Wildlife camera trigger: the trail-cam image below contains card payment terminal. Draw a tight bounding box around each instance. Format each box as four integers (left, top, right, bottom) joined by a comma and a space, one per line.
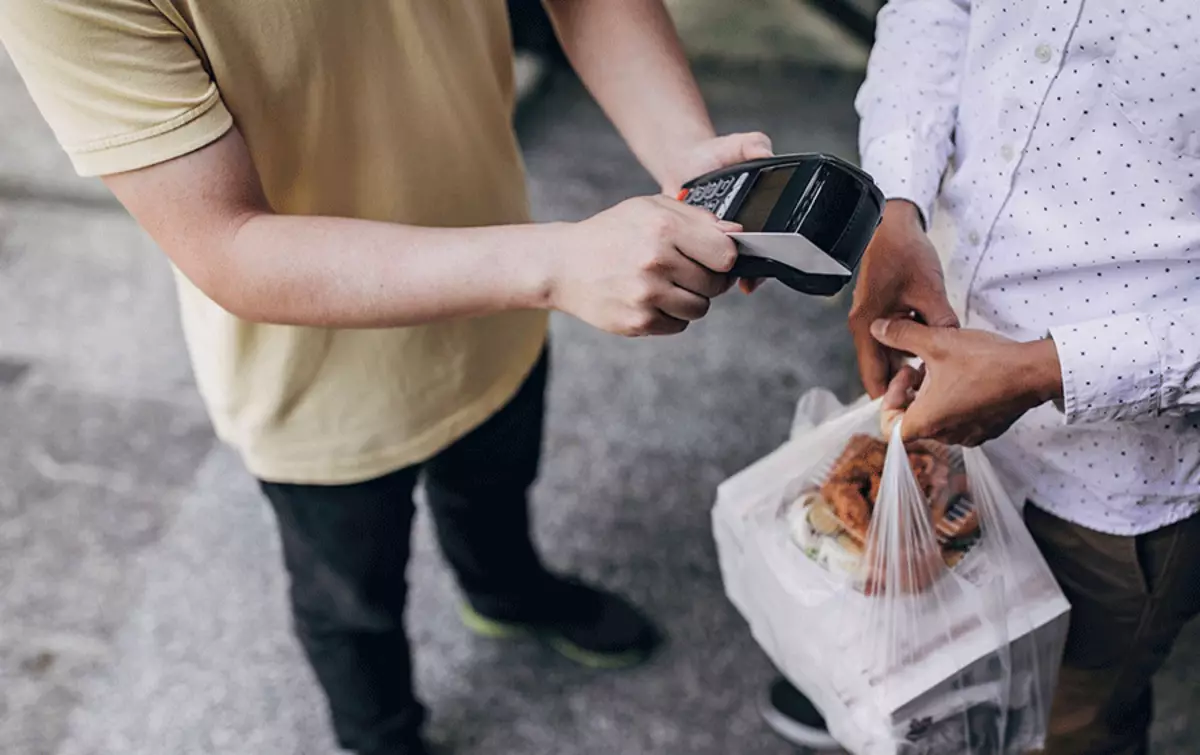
678, 154, 884, 295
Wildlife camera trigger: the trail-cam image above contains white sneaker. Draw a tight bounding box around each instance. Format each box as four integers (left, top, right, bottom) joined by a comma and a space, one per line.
759, 677, 845, 753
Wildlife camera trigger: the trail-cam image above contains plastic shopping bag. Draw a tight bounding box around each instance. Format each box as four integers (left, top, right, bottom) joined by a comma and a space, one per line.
713, 391, 1069, 754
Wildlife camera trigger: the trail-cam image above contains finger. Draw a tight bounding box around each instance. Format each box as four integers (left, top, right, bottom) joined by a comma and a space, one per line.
646, 312, 689, 336
910, 290, 961, 329
654, 286, 712, 322
934, 428, 971, 446
882, 365, 921, 412
669, 255, 733, 298
716, 131, 775, 163
897, 389, 948, 444
646, 197, 740, 273
853, 329, 893, 399
960, 433, 986, 448
879, 364, 920, 436
884, 347, 910, 386
961, 417, 1018, 447
899, 408, 933, 443
880, 406, 904, 437
870, 318, 938, 359
657, 193, 734, 226
667, 215, 741, 274
657, 191, 710, 216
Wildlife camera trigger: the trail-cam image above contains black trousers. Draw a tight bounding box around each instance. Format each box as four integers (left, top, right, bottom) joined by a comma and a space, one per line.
260, 352, 550, 755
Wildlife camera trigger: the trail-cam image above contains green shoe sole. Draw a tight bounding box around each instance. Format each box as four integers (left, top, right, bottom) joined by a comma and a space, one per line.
459, 604, 654, 670
459, 603, 534, 639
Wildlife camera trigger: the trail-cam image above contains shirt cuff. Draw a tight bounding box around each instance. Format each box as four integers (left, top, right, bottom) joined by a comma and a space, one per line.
859, 130, 946, 227
1049, 312, 1163, 424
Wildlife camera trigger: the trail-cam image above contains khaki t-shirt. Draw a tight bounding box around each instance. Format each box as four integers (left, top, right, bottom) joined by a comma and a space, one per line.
0, 0, 549, 483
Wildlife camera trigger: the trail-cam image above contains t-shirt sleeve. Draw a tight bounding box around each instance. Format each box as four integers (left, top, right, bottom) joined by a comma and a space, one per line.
0, 0, 233, 177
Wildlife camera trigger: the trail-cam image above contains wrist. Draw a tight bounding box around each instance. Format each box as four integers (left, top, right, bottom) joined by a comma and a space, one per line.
1018, 337, 1064, 406
524, 221, 573, 312
882, 199, 926, 232
655, 126, 719, 193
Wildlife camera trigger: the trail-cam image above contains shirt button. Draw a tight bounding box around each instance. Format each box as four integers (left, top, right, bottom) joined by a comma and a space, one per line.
968, 230, 981, 246
1000, 144, 1016, 161
1035, 43, 1054, 63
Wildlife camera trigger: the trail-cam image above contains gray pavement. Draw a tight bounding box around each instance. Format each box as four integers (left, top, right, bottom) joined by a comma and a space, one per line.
2, 8, 1199, 755
665, 0, 868, 69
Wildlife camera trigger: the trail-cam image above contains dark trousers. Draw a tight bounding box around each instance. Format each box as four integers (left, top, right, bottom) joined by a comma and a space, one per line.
260, 353, 550, 755
1026, 505, 1200, 755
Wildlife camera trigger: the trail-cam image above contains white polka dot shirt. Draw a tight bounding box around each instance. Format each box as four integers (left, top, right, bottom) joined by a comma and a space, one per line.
857, 0, 1200, 534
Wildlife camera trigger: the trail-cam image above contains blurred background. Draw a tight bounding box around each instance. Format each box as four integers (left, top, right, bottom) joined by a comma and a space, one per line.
1, 1, 1196, 753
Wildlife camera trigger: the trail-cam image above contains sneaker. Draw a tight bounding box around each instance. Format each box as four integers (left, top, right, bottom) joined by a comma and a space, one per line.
460, 575, 661, 669
759, 677, 844, 751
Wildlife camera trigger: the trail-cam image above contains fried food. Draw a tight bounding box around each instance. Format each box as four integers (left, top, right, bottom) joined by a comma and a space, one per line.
819, 434, 970, 545
788, 434, 982, 594
819, 435, 885, 542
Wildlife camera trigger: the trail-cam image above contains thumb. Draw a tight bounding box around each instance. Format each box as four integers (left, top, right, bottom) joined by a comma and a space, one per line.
899, 399, 936, 443
870, 318, 937, 358
911, 291, 960, 329
716, 131, 774, 164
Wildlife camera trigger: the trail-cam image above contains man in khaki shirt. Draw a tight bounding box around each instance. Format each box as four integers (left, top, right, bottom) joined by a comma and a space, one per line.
0, 1, 773, 752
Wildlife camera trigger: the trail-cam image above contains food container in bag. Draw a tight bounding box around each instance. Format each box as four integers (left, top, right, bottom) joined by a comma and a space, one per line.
713, 392, 1070, 754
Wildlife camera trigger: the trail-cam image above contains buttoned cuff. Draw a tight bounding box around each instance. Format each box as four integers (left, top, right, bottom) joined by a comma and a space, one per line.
1049, 313, 1163, 424
859, 130, 946, 228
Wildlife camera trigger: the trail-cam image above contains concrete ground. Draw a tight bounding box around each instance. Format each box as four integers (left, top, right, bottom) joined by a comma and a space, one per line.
1, 3, 1198, 755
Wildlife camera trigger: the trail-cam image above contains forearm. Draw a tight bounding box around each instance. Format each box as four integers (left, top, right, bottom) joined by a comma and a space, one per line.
104, 126, 739, 336
103, 129, 555, 329
209, 213, 557, 328
545, 0, 714, 190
